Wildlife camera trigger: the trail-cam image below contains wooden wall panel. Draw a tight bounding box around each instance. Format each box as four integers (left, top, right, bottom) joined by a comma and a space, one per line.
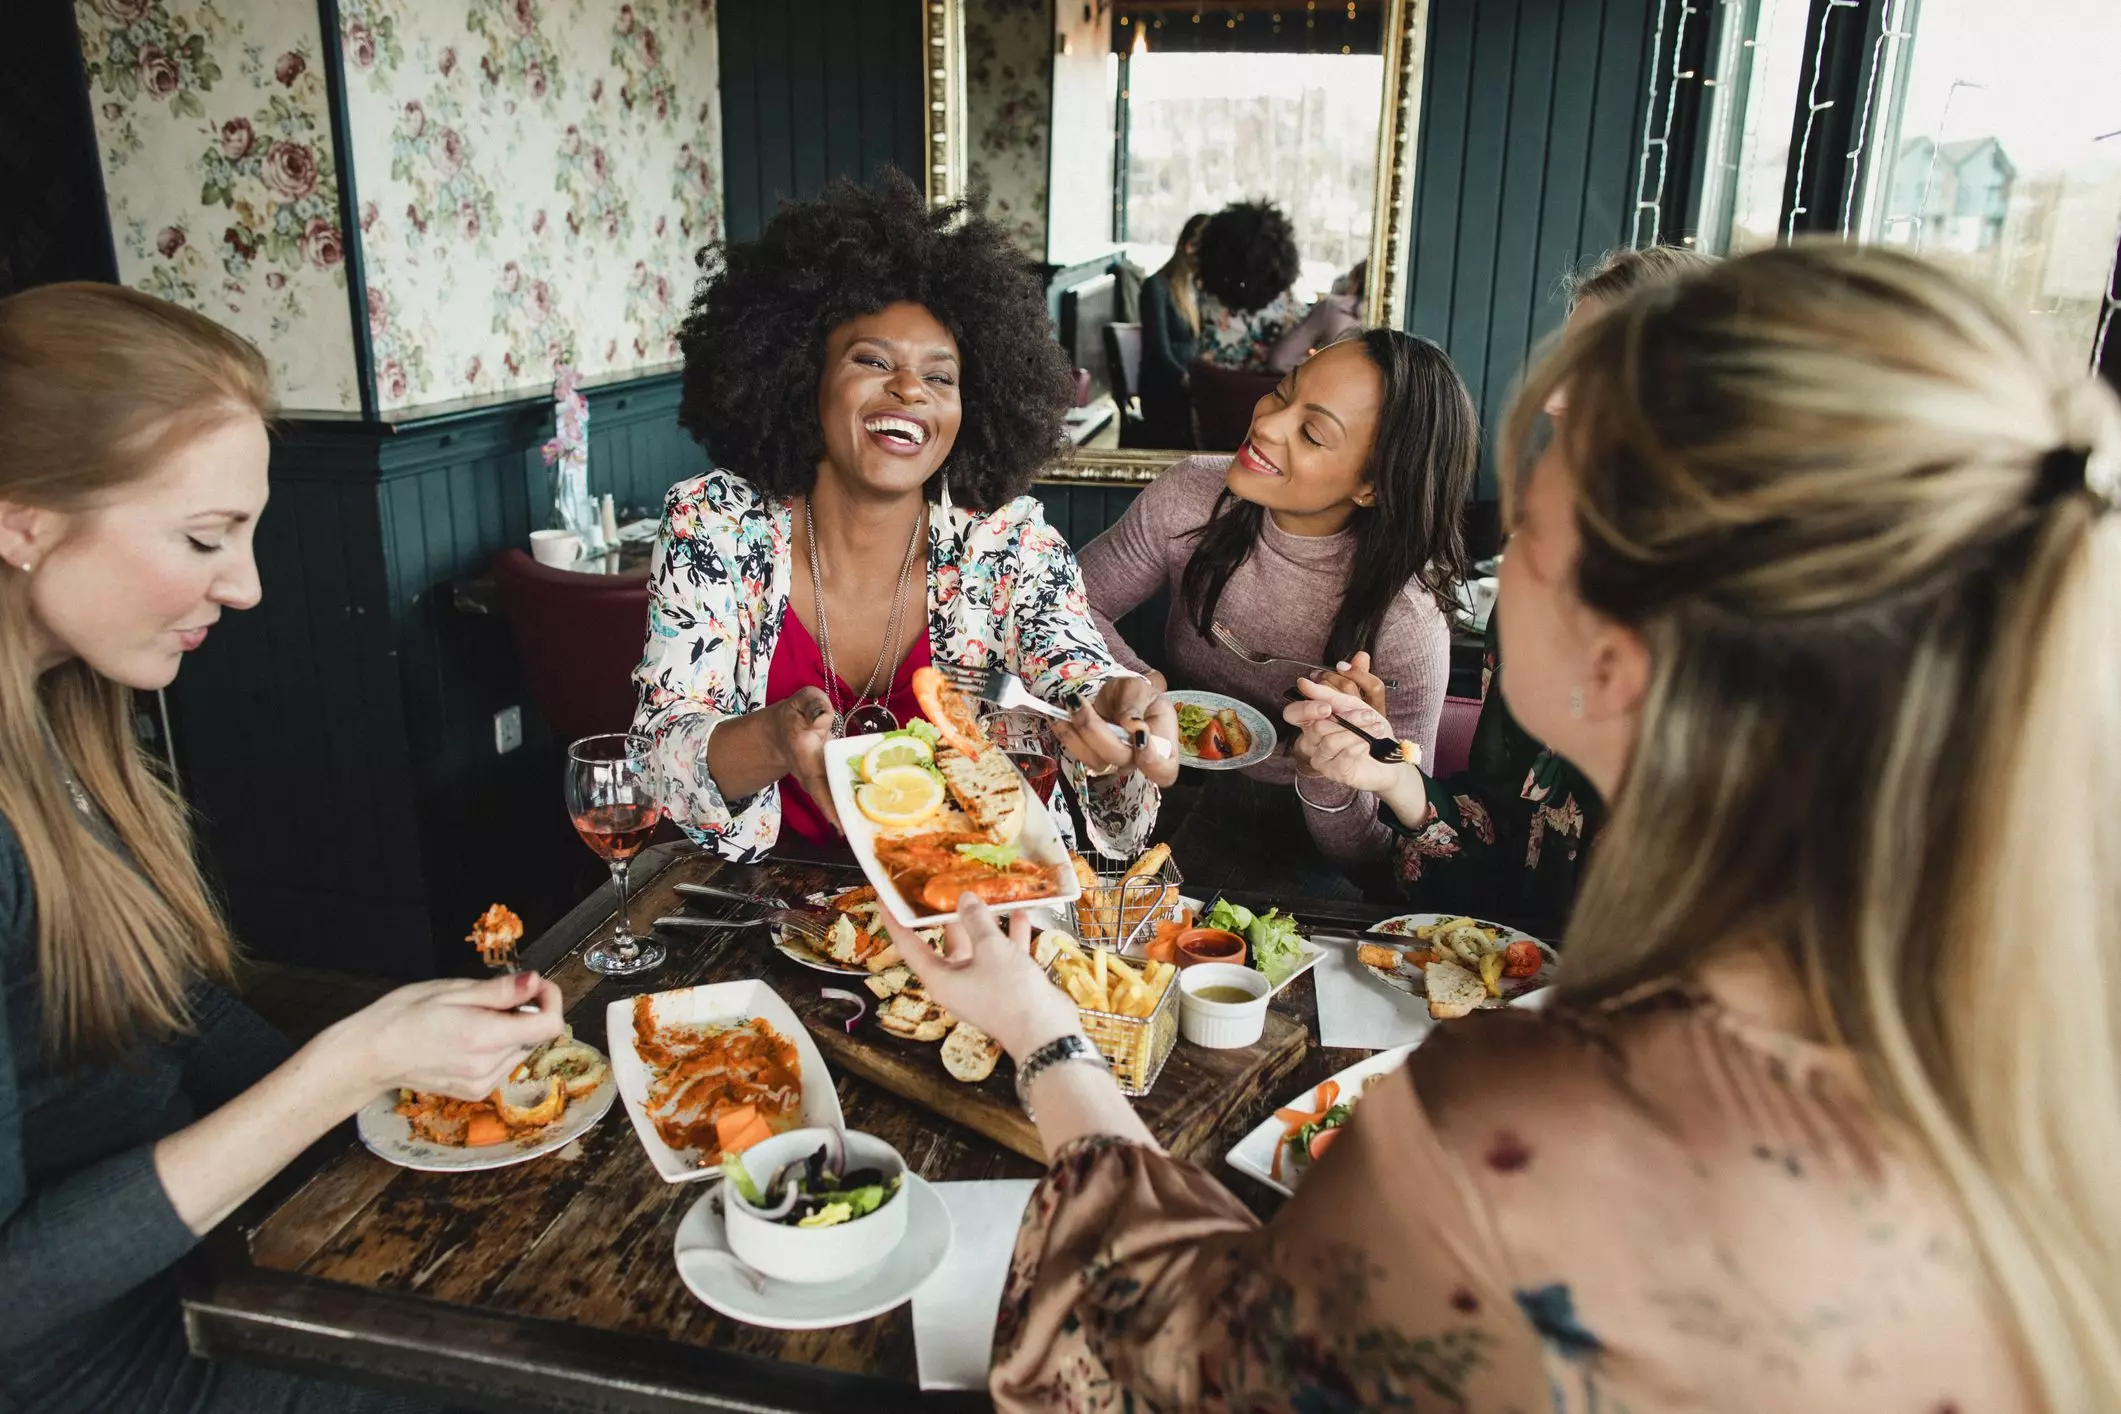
717, 0, 924, 241
1404, 0, 1659, 500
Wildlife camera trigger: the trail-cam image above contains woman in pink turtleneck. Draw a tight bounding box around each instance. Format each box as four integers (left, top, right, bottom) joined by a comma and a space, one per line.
1080, 330, 1477, 866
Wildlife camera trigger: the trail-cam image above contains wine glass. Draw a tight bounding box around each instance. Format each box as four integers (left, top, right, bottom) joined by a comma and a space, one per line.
982, 708, 1061, 806
565, 733, 666, 976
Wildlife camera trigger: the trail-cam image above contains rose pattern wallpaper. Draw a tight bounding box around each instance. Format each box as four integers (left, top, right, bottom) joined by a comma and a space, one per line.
345, 0, 724, 411
964, 0, 1052, 262
75, 0, 724, 416
76, 0, 362, 411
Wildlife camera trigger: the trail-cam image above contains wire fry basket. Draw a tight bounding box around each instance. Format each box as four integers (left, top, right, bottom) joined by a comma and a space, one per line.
1049, 960, 1180, 1096
1066, 855, 1187, 953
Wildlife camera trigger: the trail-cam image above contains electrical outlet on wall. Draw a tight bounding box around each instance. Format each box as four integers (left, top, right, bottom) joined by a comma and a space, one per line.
493, 705, 523, 755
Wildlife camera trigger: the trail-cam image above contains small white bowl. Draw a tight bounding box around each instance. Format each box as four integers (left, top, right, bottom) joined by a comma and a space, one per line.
723, 1128, 910, 1286
1178, 963, 1271, 1049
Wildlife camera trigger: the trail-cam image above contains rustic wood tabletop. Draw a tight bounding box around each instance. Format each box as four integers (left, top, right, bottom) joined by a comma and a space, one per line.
183, 844, 1403, 1413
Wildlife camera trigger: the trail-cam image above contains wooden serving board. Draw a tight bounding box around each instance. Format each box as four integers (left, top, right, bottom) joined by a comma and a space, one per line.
777, 964, 1310, 1163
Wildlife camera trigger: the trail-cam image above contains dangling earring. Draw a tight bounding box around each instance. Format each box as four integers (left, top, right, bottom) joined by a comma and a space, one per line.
1569, 685, 1585, 719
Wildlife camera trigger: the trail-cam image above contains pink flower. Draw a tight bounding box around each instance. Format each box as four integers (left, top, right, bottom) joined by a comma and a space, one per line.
530, 209, 547, 235
275, 51, 307, 86
588, 147, 609, 185
435, 127, 465, 174
438, 47, 458, 77
346, 21, 376, 69
480, 54, 499, 86
261, 141, 319, 201
154, 226, 186, 258
654, 275, 669, 308
653, 214, 666, 237
509, 0, 537, 35
499, 261, 522, 293
223, 226, 259, 261
367, 287, 388, 334
617, 4, 636, 33
464, 356, 483, 384
406, 203, 426, 235
590, 78, 603, 104
265, 271, 286, 290
100, 102, 122, 120
300, 217, 344, 269
457, 201, 482, 240
218, 118, 254, 160
360, 200, 379, 231
381, 358, 409, 402
601, 211, 620, 241
604, 338, 619, 362
98, 0, 149, 19
641, 29, 660, 66
136, 45, 181, 101
562, 125, 582, 156
631, 259, 648, 281
524, 60, 547, 99
401, 101, 425, 137
529, 280, 553, 320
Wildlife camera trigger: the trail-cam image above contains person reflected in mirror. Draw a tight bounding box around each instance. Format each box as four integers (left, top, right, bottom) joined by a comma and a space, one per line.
889, 240, 2120, 1414
0, 283, 551, 1414
1193, 199, 1308, 372
1290, 245, 1710, 936
1266, 260, 1366, 374
1081, 331, 1476, 870
1136, 212, 1211, 449
641, 171, 1177, 862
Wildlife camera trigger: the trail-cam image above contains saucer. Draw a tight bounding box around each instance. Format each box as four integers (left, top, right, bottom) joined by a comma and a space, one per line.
672, 1172, 954, 1329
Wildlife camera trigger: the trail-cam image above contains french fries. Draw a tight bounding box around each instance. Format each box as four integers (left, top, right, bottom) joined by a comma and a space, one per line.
1041, 929, 1175, 1020
1069, 845, 1183, 948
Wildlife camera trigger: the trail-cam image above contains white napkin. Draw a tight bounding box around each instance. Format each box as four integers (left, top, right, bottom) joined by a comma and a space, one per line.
1311, 940, 1438, 1051
913, 1180, 1040, 1391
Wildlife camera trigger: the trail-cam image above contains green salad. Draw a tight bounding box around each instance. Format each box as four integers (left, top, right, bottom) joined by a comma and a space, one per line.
1202, 898, 1305, 987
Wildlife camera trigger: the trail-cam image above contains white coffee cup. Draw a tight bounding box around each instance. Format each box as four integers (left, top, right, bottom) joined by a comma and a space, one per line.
529, 529, 582, 568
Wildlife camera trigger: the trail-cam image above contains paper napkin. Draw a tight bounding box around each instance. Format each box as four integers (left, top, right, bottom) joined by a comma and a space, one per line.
1311, 940, 1438, 1051
912, 1179, 1039, 1391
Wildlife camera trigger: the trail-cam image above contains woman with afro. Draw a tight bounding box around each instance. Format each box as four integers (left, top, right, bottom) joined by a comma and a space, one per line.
1194, 199, 1309, 372
635, 171, 1177, 861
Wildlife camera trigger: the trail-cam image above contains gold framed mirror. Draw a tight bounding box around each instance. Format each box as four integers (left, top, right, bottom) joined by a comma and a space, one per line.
926, 0, 1429, 484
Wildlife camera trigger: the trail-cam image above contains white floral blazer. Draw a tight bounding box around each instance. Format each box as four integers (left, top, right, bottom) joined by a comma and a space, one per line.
634, 469, 1160, 861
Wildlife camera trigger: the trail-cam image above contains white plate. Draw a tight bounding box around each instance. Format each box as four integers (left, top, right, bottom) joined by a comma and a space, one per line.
1355, 913, 1558, 1005
1225, 1043, 1416, 1198
771, 892, 872, 976
608, 980, 846, 1184
824, 732, 1081, 927
673, 1172, 954, 1330
357, 1063, 617, 1173
1167, 690, 1276, 772
1108, 897, 1322, 997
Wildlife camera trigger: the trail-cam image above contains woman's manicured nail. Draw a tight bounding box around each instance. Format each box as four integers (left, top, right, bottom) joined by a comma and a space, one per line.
1336, 661, 1350, 671
1133, 729, 1148, 748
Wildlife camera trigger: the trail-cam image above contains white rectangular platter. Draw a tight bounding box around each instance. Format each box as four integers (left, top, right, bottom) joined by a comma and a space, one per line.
607, 979, 845, 1185
823, 732, 1082, 928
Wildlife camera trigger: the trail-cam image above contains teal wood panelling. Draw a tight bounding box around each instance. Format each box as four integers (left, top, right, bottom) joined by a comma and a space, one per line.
168, 373, 707, 975
1031, 480, 1172, 676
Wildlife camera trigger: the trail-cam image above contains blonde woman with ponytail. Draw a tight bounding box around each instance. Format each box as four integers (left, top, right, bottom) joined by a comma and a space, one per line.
0, 283, 561, 1414
869, 244, 2120, 1412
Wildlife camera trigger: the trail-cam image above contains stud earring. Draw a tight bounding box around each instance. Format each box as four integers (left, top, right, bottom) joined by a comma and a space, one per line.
14, 559, 30, 574
1569, 685, 1585, 719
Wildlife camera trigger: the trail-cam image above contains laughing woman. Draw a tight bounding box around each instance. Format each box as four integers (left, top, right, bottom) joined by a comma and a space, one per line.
1080, 331, 1477, 866
638, 173, 1177, 861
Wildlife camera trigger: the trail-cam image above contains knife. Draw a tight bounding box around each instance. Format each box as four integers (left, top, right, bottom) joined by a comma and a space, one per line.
675, 882, 791, 909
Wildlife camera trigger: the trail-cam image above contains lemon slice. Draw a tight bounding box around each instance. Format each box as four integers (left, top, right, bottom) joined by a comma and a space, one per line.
855, 765, 944, 829
862, 734, 934, 780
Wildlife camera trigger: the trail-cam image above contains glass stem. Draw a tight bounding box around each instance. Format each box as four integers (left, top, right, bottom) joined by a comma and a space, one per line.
610, 858, 636, 958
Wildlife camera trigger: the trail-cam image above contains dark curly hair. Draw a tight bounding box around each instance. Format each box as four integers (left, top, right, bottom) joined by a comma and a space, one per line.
676, 169, 1073, 510
1196, 200, 1301, 314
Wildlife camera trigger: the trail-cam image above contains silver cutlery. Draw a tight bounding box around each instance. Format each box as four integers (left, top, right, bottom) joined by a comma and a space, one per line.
1280, 685, 1408, 764
942, 665, 1173, 758
1210, 620, 1398, 689
652, 914, 764, 932
674, 882, 790, 909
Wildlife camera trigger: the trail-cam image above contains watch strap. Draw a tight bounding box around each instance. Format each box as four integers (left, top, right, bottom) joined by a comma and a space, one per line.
1014, 1033, 1109, 1121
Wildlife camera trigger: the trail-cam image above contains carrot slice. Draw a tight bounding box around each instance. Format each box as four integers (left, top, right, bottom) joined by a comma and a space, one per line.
1269, 1080, 1341, 1180
910, 666, 990, 759
713, 1104, 760, 1151
463, 1112, 511, 1146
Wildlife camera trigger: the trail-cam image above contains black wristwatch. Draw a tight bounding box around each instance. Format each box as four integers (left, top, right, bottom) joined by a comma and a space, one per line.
1013, 1033, 1109, 1121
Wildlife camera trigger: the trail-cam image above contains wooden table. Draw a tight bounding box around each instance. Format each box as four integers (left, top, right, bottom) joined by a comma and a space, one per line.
184, 847, 1397, 1413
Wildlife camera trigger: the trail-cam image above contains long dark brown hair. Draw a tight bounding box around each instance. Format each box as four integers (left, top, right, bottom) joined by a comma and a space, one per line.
1180, 330, 1477, 662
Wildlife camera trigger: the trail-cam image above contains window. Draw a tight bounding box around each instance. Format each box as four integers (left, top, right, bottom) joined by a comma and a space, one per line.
1849, 0, 2121, 362
1691, 0, 1816, 255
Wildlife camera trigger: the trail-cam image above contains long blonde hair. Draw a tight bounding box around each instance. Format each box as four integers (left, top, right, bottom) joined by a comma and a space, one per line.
1157, 212, 1212, 337
1505, 244, 2121, 1410
0, 283, 274, 1060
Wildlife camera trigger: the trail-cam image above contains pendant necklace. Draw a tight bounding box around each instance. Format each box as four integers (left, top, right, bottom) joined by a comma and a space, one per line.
805, 495, 925, 739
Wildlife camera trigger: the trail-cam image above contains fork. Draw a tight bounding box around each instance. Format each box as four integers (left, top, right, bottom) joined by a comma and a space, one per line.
1281, 685, 1408, 764
941, 665, 1173, 759
1210, 621, 1398, 690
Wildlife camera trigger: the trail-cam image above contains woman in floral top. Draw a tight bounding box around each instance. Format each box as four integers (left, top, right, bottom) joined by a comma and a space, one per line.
1193, 200, 1308, 372
637, 174, 1177, 861
880, 245, 2118, 1412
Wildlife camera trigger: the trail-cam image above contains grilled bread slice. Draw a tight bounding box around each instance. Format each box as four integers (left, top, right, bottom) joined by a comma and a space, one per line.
940, 1023, 1001, 1083
1423, 958, 1489, 1020
936, 743, 1027, 844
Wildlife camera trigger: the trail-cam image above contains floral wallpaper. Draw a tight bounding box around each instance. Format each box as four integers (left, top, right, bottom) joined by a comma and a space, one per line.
965, 0, 1051, 262
75, 0, 362, 412
342, 0, 724, 411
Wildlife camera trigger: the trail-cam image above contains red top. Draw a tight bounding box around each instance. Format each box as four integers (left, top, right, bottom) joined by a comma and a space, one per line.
764, 609, 933, 847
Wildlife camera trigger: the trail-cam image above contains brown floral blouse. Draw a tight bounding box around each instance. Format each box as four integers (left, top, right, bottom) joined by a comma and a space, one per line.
992, 985, 2033, 1413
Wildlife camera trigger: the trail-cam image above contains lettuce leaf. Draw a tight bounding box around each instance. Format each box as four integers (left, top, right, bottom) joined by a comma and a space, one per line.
955, 841, 1021, 869
1203, 898, 1254, 935
719, 1151, 761, 1205
1247, 908, 1304, 987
